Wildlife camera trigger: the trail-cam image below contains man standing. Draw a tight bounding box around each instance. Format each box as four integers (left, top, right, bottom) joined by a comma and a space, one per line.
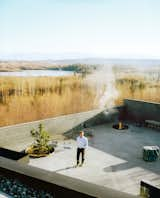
76, 131, 88, 167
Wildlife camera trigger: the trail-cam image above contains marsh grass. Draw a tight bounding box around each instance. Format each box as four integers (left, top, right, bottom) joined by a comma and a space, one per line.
0, 76, 97, 126
115, 75, 160, 104
0, 74, 159, 126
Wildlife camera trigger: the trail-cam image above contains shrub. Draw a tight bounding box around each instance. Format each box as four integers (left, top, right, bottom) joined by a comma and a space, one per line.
27, 123, 54, 156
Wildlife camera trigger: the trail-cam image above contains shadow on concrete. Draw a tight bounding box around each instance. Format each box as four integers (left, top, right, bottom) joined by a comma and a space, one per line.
72, 123, 160, 176
55, 165, 75, 173
90, 124, 160, 176
103, 161, 159, 174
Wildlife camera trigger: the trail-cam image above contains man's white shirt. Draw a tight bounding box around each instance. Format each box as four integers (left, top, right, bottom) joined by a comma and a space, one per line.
77, 136, 88, 149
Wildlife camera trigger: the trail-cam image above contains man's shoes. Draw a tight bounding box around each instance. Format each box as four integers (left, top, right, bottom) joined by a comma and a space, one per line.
75, 162, 79, 168
79, 162, 84, 167
74, 162, 84, 168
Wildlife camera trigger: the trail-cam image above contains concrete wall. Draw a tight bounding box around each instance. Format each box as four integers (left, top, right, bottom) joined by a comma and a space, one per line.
85, 107, 119, 126
64, 107, 120, 138
2, 98, 159, 152
0, 157, 138, 198
124, 99, 160, 122
0, 109, 103, 151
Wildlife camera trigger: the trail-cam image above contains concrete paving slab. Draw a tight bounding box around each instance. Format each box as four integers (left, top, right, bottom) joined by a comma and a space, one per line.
29, 123, 160, 196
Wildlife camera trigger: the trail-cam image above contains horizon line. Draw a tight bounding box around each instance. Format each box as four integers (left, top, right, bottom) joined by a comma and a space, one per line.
0, 57, 160, 61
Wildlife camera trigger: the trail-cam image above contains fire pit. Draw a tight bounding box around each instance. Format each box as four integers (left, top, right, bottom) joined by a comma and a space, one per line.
112, 122, 128, 130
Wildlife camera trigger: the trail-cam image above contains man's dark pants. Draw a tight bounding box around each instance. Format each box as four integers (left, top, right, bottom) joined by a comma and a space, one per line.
77, 148, 85, 164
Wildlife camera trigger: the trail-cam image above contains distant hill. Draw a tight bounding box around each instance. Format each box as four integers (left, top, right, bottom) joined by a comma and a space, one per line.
0, 58, 160, 72
49, 58, 160, 67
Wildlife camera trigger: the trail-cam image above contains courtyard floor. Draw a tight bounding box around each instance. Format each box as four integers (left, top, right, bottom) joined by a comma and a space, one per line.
29, 123, 160, 196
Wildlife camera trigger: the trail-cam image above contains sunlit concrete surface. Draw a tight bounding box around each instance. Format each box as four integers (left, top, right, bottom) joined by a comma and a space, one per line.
0, 191, 12, 198
0, 109, 103, 151
29, 123, 160, 196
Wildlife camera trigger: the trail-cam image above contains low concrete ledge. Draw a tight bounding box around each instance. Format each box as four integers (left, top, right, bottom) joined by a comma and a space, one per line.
0, 147, 29, 163
0, 191, 12, 198
145, 120, 160, 129
140, 180, 160, 198
125, 99, 160, 105
0, 157, 138, 198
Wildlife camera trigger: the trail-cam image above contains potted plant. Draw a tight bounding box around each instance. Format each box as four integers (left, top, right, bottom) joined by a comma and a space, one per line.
26, 123, 54, 157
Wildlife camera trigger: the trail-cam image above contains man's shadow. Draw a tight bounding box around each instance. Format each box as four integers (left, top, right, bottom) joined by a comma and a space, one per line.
55, 165, 76, 172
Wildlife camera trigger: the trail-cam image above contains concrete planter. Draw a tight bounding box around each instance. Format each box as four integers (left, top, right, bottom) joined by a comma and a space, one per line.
0, 147, 29, 163
25, 145, 54, 158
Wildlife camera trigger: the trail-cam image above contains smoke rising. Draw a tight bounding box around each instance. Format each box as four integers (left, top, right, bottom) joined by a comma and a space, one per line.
86, 65, 119, 108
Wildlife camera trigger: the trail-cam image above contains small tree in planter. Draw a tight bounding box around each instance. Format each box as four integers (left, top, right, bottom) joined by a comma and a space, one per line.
27, 123, 54, 157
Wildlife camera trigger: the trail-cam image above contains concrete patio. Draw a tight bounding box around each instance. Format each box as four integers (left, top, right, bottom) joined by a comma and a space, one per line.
29, 123, 160, 196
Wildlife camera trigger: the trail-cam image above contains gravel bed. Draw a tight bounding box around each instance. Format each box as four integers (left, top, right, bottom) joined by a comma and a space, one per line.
0, 173, 54, 198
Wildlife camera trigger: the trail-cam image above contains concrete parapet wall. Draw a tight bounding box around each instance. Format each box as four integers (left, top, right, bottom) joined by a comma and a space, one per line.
85, 107, 119, 126
0, 157, 138, 198
124, 99, 160, 122
0, 109, 103, 151
64, 107, 119, 137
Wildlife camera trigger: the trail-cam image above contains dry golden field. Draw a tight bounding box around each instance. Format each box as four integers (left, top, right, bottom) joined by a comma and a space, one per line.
115, 75, 160, 104
0, 76, 97, 126
0, 73, 159, 126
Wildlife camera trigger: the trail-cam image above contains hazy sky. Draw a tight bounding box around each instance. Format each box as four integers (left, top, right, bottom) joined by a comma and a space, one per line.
0, 0, 160, 59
